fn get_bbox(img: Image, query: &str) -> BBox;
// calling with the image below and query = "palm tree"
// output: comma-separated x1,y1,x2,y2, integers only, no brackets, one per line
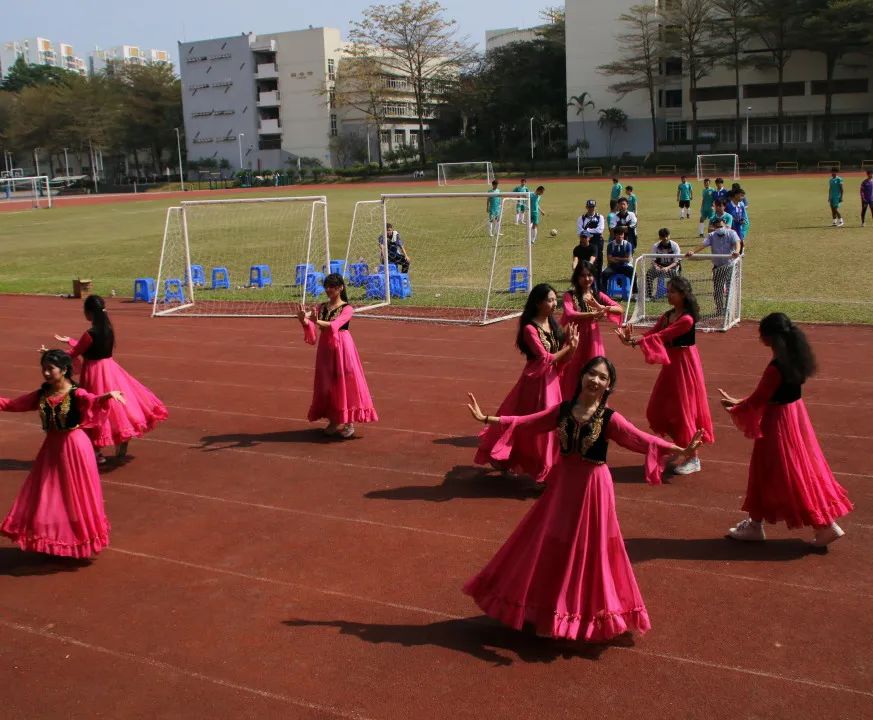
597,107,629,159
567,92,595,145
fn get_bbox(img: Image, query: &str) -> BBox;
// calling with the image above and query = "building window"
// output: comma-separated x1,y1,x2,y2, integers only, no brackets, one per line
330,114,338,137
750,120,807,145
691,85,737,102
663,57,682,76
744,82,805,99
698,122,737,144
813,114,868,141
663,89,682,108
394,129,406,145
665,121,687,142
327,58,335,80
810,78,868,95
329,89,336,108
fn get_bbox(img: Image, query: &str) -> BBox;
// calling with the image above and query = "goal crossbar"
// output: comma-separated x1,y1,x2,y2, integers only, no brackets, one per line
436,161,494,186
0,175,52,208
696,154,739,181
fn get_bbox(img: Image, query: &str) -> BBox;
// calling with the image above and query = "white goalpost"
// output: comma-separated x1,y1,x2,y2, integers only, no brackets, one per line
152,196,330,318
624,254,742,332
0,175,52,208
696,154,739,181
436,161,494,186
343,191,532,324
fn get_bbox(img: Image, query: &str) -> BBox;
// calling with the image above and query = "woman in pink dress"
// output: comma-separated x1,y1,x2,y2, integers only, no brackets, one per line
475,283,579,481
464,356,702,643
52,295,168,463
1,350,125,558
559,261,623,399
718,313,852,547
616,276,713,475
295,273,378,439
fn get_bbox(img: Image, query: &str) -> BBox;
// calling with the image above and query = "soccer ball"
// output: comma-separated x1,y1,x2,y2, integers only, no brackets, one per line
549,228,558,237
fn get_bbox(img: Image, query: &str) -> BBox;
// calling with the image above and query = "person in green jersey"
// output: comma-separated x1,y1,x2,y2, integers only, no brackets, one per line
487,179,502,237
708,199,733,229
828,169,844,227
677,175,693,220
529,185,545,243
512,177,529,224
698,177,715,237
624,185,638,214
609,177,623,211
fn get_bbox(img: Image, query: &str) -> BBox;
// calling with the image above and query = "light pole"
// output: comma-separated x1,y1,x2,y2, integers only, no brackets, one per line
529,116,535,160
237,133,245,170
63,147,70,178
33,147,41,178
174,127,185,191
745,106,751,153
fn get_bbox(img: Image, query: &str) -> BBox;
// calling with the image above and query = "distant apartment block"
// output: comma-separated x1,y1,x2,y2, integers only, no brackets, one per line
1,37,86,77
89,45,172,74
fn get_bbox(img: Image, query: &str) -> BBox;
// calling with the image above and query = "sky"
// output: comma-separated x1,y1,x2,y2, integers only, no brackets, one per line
3,0,547,65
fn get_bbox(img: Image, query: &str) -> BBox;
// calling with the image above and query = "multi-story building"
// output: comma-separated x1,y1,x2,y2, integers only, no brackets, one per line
180,27,440,171
1,37,86,77
89,45,172,74
565,0,873,156
485,26,546,52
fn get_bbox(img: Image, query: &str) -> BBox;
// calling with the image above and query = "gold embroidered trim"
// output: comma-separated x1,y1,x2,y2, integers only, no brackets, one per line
535,324,557,354
572,291,590,313
319,303,348,322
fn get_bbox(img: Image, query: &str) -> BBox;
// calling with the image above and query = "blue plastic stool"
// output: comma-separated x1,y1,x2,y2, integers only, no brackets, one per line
348,263,369,286
327,259,346,275
607,274,631,301
365,274,387,300
163,278,185,303
390,273,412,299
133,277,156,302
184,264,205,287
295,263,315,286
655,276,667,299
304,271,325,296
509,267,529,293
211,267,230,290
377,263,400,276
249,264,272,288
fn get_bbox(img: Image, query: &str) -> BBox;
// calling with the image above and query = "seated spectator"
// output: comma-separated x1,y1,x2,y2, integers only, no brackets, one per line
572,233,598,272
600,226,634,288
645,227,681,298
609,197,638,249
377,223,411,273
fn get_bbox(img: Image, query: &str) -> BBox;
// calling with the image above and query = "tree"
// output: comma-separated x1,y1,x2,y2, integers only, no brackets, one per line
329,131,369,167
712,0,751,155
0,56,79,92
349,0,475,166
802,0,873,151
332,49,390,168
567,92,596,147
598,107,629,159
661,0,715,158
596,4,660,153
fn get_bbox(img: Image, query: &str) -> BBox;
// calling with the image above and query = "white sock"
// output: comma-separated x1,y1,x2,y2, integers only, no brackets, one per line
488,222,494,235
531,227,538,242
698,222,704,235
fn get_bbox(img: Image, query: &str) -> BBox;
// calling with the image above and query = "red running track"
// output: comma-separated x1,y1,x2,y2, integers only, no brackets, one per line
0,295,870,719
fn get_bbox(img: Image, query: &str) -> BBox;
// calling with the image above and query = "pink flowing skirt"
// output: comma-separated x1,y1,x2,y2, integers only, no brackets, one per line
741,400,852,528
80,358,168,447
464,455,650,642
1,429,110,557
646,346,714,447
308,330,378,425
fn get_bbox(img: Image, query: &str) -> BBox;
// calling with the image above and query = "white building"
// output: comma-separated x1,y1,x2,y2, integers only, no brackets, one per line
1,37,86,77
565,0,873,156
485,26,546,53
89,45,172,74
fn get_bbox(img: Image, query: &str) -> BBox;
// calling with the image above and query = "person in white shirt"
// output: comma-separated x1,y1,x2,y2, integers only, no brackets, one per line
685,216,740,315
608,197,638,249
576,199,605,278
645,227,681,298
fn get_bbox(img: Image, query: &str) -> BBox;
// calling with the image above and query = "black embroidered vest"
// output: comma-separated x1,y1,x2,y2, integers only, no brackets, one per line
665,313,696,347
556,403,614,463
533,323,559,354
38,384,82,432
320,303,350,330
769,360,802,404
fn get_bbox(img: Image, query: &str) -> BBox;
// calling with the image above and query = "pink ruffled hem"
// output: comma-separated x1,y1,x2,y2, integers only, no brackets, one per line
744,499,854,530
1,524,110,558
475,419,552,482
466,588,650,642
88,411,168,448
307,406,379,424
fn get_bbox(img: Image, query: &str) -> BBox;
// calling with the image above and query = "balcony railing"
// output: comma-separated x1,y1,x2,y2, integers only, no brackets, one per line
257,91,281,107
258,118,282,134
256,63,279,79
250,38,277,52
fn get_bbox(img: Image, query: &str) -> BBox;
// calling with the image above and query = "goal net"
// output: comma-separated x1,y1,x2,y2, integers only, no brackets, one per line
0,175,52,208
624,253,742,332
696,154,739,181
436,162,494,186
152,196,330,318
343,191,532,324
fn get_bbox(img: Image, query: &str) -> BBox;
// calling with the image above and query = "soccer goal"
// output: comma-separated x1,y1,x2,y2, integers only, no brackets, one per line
624,254,742,332
696,154,739,181
343,192,532,324
152,196,330,318
436,161,494,186
0,175,52,208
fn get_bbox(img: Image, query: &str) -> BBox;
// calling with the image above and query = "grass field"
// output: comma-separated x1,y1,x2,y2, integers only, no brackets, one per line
1,174,871,323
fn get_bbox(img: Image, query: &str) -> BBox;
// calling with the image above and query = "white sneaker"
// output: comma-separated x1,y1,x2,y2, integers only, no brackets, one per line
339,424,356,439
728,518,766,542
672,457,701,475
831,219,838,226
837,219,844,227
810,522,844,547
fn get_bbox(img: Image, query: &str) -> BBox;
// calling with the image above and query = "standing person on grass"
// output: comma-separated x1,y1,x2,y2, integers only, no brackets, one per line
616,276,714,475
609,177,623,211
860,169,873,227
698,177,715,238
475,284,579,482
624,185,638,214
1,350,125,558
684,215,741,315
677,175,693,220
718,313,852,547
828,169,844,227
51,294,167,464
295,273,377,439
512,177,529,224
486,179,501,237
464,357,703,643
559,261,623,399
528,186,545,243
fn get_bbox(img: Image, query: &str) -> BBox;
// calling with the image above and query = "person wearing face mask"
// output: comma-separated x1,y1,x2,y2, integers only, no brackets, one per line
684,215,741,316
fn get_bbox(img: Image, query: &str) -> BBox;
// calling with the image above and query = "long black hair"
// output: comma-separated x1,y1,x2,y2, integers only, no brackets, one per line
667,276,700,323
570,260,598,294
759,313,817,383
40,349,74,380
570,355,617,407
84,295,115,355
323,273,349,302
516,283,563,359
